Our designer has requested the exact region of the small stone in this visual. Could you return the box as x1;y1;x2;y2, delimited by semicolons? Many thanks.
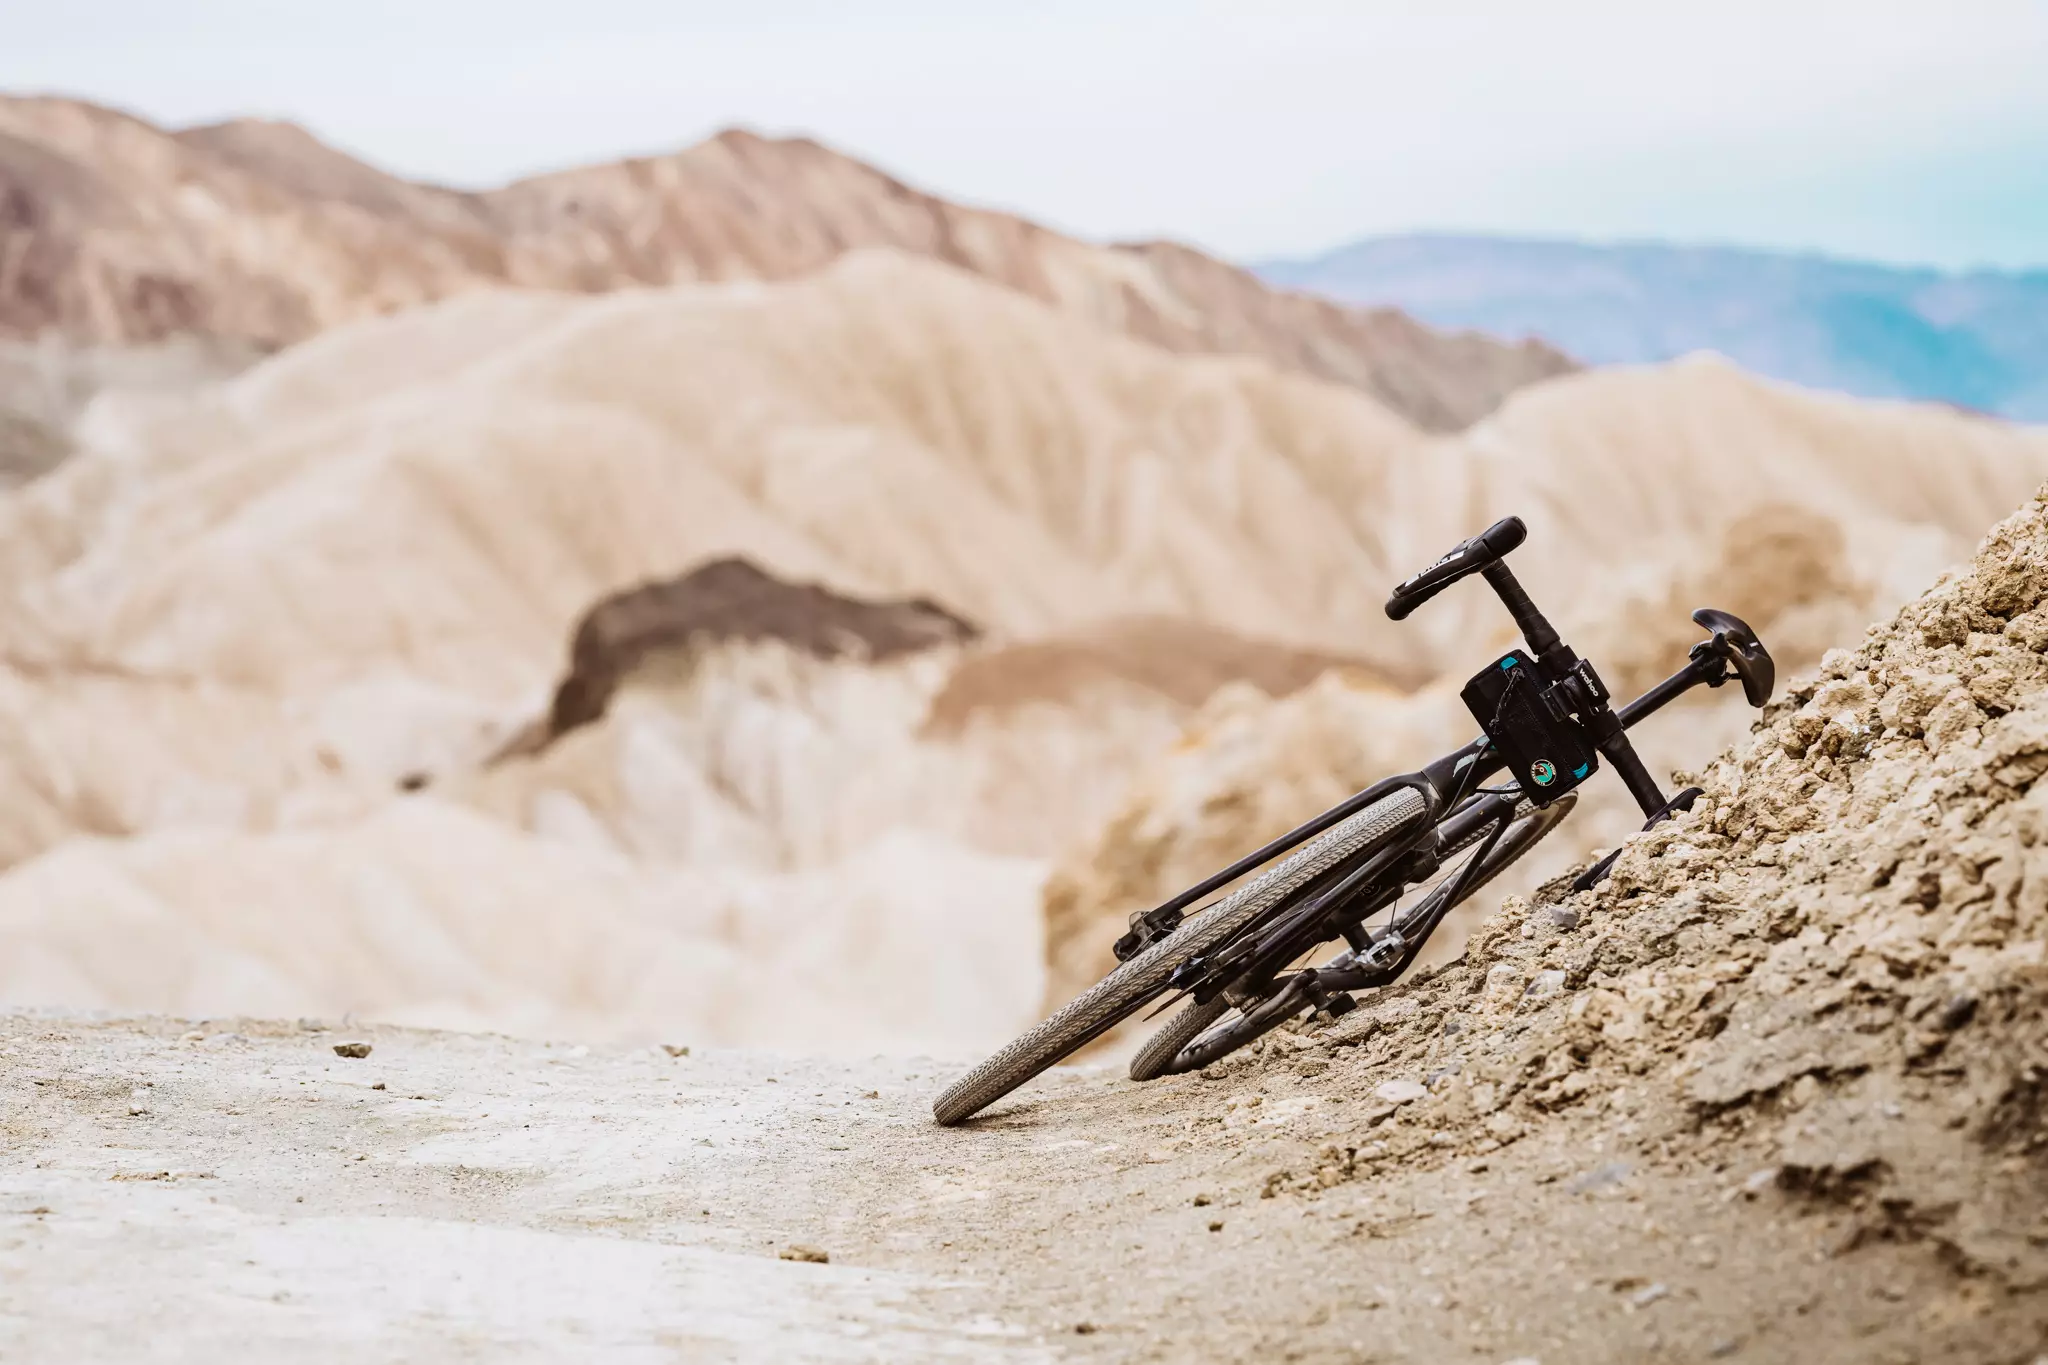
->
1073;1323;1098;1335
27;1207;49;1216
1192;1193;1211;1207
778;1244;829;1264
862;1090;879;1099
370;1082;386;1091
1208;1221;1224;1232
1630;1282;1669;1308
332;1042;372;1059
1708;1339;1741;1358
179;1032;205;1043
1545;906;1580;931
1373;1078;1427;1105
1565;1161;1633;1195
662;1044;691;1058
1937;993;1978;1031
1483;962;1525;1008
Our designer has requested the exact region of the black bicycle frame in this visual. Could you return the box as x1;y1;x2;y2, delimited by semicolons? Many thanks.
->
1141;559;1761;1011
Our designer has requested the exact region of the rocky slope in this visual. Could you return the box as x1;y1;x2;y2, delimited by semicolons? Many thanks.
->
0;95;1570;431
1148;485;2048;1337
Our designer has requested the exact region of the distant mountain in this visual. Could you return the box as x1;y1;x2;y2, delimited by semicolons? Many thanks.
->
0;97;1571;432
1259;234;2048;421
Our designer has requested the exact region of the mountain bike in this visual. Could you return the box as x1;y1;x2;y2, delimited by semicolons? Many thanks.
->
933;516;1775;1125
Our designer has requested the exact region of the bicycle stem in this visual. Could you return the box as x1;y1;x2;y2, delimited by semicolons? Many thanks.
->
1480;561;1563;662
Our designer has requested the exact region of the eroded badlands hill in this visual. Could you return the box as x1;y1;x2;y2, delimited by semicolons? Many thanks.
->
0;95;1569;430
0;246;2045;1051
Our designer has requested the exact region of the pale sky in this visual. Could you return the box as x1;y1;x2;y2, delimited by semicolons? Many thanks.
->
6;1;2046;269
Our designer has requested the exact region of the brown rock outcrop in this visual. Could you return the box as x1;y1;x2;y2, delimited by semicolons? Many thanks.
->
548;557;977;738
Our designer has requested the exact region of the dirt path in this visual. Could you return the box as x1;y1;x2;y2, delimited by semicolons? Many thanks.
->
3;1011;2031;1364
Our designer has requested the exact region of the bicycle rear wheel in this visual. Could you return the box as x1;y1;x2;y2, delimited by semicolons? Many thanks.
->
932;785;1428;1125
1128;793;1575;1081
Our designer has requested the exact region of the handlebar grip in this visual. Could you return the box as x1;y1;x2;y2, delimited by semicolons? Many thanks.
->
1385;516;1527;621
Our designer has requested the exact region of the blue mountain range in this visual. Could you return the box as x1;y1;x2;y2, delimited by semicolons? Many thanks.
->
1258;235;2048;421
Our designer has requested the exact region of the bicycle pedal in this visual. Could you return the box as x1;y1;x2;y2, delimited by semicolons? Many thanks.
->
1316;993;1359;1021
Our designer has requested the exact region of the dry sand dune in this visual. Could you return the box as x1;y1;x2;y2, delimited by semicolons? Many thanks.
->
0;95;1569;432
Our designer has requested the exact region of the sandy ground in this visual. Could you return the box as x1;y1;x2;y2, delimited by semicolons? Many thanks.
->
3;1012;2033;1364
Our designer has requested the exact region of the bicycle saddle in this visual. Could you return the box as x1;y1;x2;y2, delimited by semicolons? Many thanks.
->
1693;608;1775;708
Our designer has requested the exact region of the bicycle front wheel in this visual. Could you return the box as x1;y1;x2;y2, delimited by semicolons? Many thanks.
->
1128;793;1576;1081
932;785;1429;1125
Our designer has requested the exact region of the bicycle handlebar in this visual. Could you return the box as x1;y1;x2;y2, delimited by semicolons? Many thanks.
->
1384;516;1526;621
